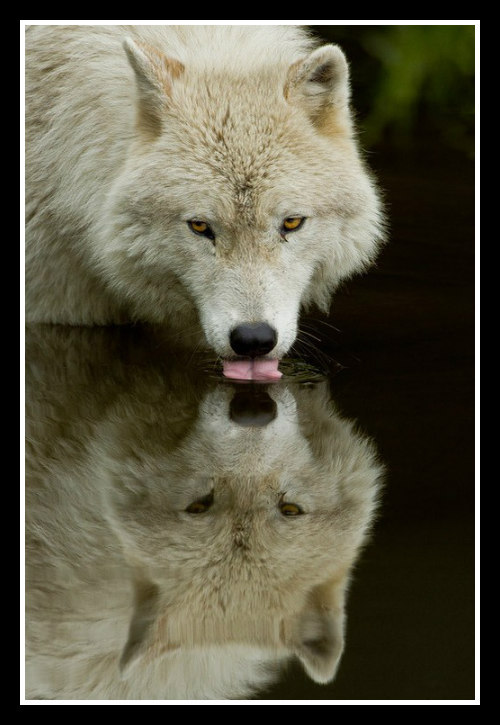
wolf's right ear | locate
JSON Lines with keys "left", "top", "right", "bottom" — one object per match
{"left": 284, "top": 45, "right": 352, "bottom": 137}
{"left": 123, "top": 38, "right": 185, "bottom": 136}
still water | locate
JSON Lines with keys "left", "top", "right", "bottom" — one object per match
{"left": 25, "top": 325, "right": 383, "bottom": 700}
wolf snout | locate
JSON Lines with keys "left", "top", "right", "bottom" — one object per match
{"left": 229, "top": 323, "right": 277, "bottom": 358}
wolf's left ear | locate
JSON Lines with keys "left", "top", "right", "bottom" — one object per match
{"left": 285, "top": 45, "right": 351, "bottom": 136}
{"left": 123, "top": 38, "right": 185, "bottom": 136}
{"left": 285, "top": 577, "right": 347, "bottom": 684}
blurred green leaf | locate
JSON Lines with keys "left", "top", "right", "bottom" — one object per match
{"left": 360, "top": 26, "right": 475, "bottom": 154}
{"left": 311, "top": 25, "right": 475, "bottom": 156}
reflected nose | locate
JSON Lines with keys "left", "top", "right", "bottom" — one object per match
{"left": 229, "top": 388, "right": 277, "bottom": 427}
{"left": 229, "top": 323, "right": 277, "bottom": 357}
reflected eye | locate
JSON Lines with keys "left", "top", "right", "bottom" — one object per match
{"left": 281, "top": 217, "right": 305, "bottom": 233}
{"left": 185, "top": 490, "right": 214, "bottom": 514}
{"left": 279, "top": 501, "right": 304, "bottom": 517}
{"left": 187, "top": 220, "right": 215, "bottom": 241}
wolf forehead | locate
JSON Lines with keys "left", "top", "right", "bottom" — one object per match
{"left": 136, "top": 71, "right": 357, "bottom": 215}
{"left": 134, "top": 130, "right": 361, "bottom": 234}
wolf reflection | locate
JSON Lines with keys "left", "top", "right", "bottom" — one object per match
{"left": 26, "top": 327, "right": 383, "bottom": 700}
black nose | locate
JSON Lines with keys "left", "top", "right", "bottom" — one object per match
{"left": 230, "top": 323, "right": 277, "bottom": 357}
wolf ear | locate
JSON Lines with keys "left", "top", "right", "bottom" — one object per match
{"left": 119, "top": 578, "right": 161, "bottom": 677}
{"left": 285, "top": 45, "right": 351, "bottom": 136}
{"left": 287, "top": 577, "right": 347, "bottom": 684}
{"left": 123, "top": 38, "right": 185, "bottom": 136}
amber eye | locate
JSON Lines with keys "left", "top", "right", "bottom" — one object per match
{"left": 279, "top": 501, "right": 304, "bottom": 517}
{"left": 185, "top": 490, "right": 214, "bottom": 514}
{"left": 282, "top": 217, "right": 305, "bottom": 233}
{"left": 187, "top": 220, "right": 215, "bottom": 241}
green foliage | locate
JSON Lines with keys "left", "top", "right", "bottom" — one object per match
{"left": 361, "top": 25, "right": 475, "bottom": 153}
{"left": 311, "top": 25, "right": 475, "bottom": 155}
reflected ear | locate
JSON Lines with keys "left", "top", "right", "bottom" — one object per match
{"left": 294, "top": 608, "right": 344, "bottom": 684}
{"left": 123, "top": 38, "right": 185, "bottom": 136}
{"left": 287, "top": 577, "right": 347, "bottom": 684}
{"left": 119, "top": 579, "right": 161, "bottom": 677}
{"left": 285, "top": 45, "right": 351, "bottom": 136}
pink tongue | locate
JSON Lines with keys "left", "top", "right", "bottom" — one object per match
{"left": 223, "top": 358, "right": 282, "bottom": 381}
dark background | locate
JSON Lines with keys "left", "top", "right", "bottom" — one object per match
{"left": 263, "top": 24, "right": 476, "bottom": 701}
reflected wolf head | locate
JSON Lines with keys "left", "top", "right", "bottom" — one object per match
{"left": 93, "top": 380, "right": 383, "bottom": 690}
{"left": 26, "top": 327, "right": 383, "bottom": 699}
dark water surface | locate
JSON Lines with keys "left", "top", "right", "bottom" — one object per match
{"left": 25, "top": 146, "right": 475, "bottom": 702}
{"left": 265, "top": 145, "right": 476, "bottom": 701}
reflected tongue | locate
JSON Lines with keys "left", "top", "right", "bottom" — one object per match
{"left": 223, "top": 358, "right": 282, "bottom": 381}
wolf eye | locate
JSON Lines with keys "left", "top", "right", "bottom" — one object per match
{"left": 281, "top": 217, "right": 305, "bottom": 233}
{"left": 279, "top": 502, "right": 304, "bottom": 516}
{"left": 185, "top": 490, "right": 214, "bottom": 514}
{"left": 187, "top": 220, "right": 215, "bottom": 241}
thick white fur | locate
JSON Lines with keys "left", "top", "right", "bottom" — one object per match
{"left": 25, "top": 26, "right": 384, "bottom": 356}
{"left": 25, "top": 326, "right": 383, "bottom": 700}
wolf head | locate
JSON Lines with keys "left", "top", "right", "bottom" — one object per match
{"left": 98, "top": 32, "right": 384, "bottom": 363}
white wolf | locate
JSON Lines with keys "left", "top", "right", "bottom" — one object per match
{"left": 25, "top": 25, "right": 383, "bottom": 378}
{"left": 25, "top": 326, "right": 383, "bottom": 700}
